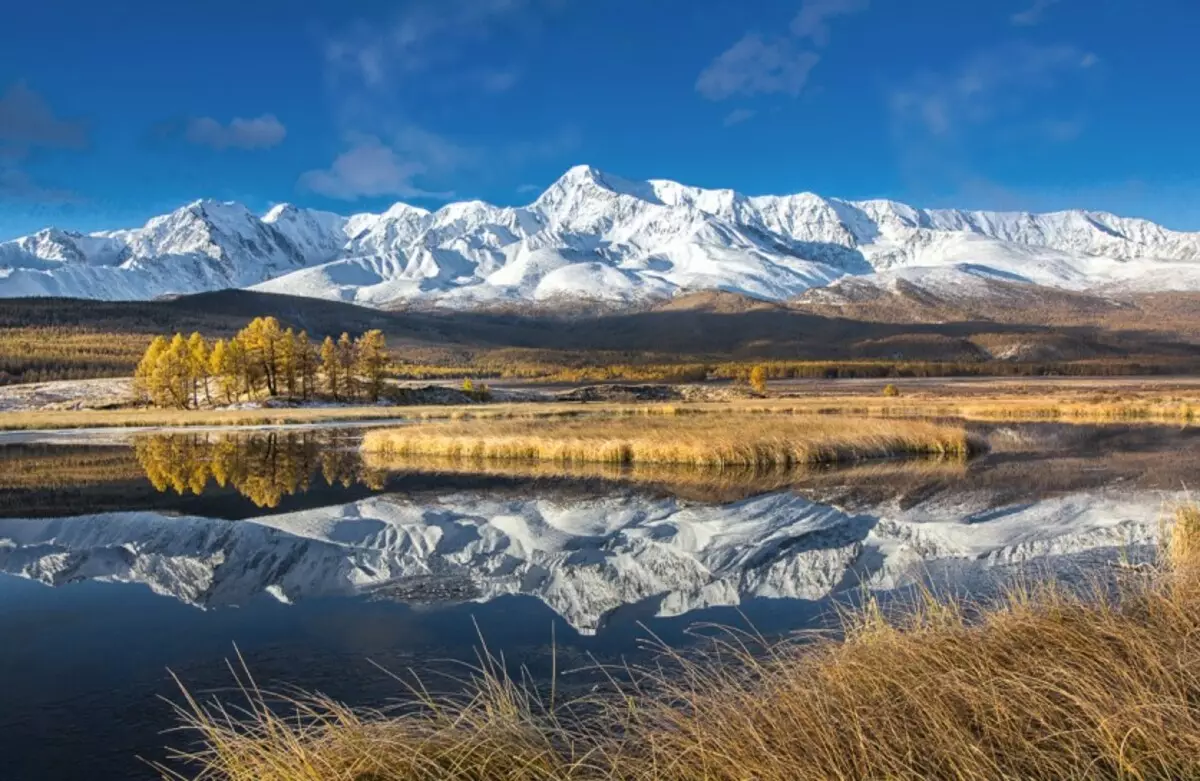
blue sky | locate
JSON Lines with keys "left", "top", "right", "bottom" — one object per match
{"left": 1, "top": 0, "right": 1197, "bottom": 239}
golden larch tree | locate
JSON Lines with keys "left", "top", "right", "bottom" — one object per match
{"left": 336, "top": 332, "right": 357, "bottom": 400}
{"left": 134, "top": 335, "right": 169, "bottom": 404}
{"left": 187, "top": 332, "right": 211, "bottom": 407}
{"left": 209, "top": 339, "right": 235, "bottom": 405}
{"left": 296, "top": 331, "right": 317, "bottom": 400}
{"left": 320, "top": 336, "right": 340, "bottom": 401}
{"left": 279, "top": 327, "right": 298, "bottom": 398}
{"left": 749, "top": 365, "right": 768, "bottom": 394}
{"left": 355, "top": 330, "right": 388, "bottom": 402}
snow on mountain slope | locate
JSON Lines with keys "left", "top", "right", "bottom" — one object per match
{"left": 0, "top": 200, "right": 320, "bottom": 300}
{"left": 262, "top": 203, "right": 349, "bottom": 263}
{"left": 0, "top": 488, "right": 1167, "bottom": 633}
{"left": 4, "top": 165, "right": 1200, "bottom": 307}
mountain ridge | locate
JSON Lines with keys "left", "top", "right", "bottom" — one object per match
{"left": 4, "top": 165, "right": 1200, "bottom": 309}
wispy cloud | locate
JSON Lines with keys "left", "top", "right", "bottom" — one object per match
{"left": 184, "top": 114, "right": 286, "bottom": 151}
{"left": 790, "top": 0, "right": 870, "bottom": 45}
{"left": 0, "top": 168, "right": 79, "bottom": 202}
{"left": 0, "top": 82, "right": 87, "bottom": 154}
{"left": 1011, "top": 0, "right": 1062, "bottom": 26}
{"left": 723, "top": 108, "right": 758, "bottom": 126}
{"left": 479, "top": 68, "right": 521, "bottom": 94}
{"left": 889, "top": 41, "right": 1101, "bottom": 201}
{"left": 323, "top": 0, "right": 536, "bottom": 92}
{"left": 0, "top": 82, "right": 87, "bottom": 203}
{"left": 697, "top": 36, "right": 819, "bottom": 100}
{"left": 697, "top": 0, "right": 867, "bottom": 107}
{"left": 308, "top": 0, "right": 572, "bottom": 201}
{"left": 890, "top": 42, "right": 1098, "bottom": 139}
{"left": 299, "top": 132, "right": 465, "bottom": 201}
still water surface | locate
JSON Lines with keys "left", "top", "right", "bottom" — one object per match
{"left": 0, "top": 423, "right": 1193, "bottom": 780}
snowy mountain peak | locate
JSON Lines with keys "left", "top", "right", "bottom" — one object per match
{"left": 539, "top": 165, "right": 662, "bottom": 205}
{"left": 382, "top": 201, "right": 432, "bottom": 219}
{"left": 4, "top": 165, "right": 1200, "bottom": 306}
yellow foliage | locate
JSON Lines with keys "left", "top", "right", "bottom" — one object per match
{"left": 132, "top": 318, "right": 387, "bottom": 408}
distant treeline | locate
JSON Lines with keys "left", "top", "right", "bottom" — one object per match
{"left": 391, "top": 358, "right": 1200, "bottom": 383}
{"left": 4, "top": 316, "right": 1200, "bottom": 388}
{"left": 708, "top": 359, "right": 1200, "bottom": 380}
{"left": 134, "top": 317, "right": 389, "bottom": 409}
{"left": 0, "top": 326, "right": 151, "bottom": 386}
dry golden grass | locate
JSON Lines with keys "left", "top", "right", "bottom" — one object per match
{"left": 0, "top": 403, "right": 581, "bottom": 431}
{"left": 164, "top": 506, "right": 1200, "bottom": 781}
{"left": 361, "top": 453, "right": 969, "bottom": 503}
{"left": 716, "top": 395, "right": 1200, "bottom": 422}
{"left": 361, "top": 415, "right": 979, "bottom": 468}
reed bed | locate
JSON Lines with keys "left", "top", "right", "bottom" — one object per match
{"left": 360, "top": 452, "right": 969, "bottom": 503}
{"left": 165, "top": 506, "right": 1200, "bottom": 781}
{"left": 361, "top": 415, "right": 980, "bottom": 468}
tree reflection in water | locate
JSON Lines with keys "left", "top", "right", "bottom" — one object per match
{"left": 134, "top": 431, "right": 383, "bottom": 508}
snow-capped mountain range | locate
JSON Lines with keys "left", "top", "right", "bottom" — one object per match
{"left": 4, "top": 165, "right": 1200, "bottom": 308}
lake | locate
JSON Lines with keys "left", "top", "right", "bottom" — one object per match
{"left": 0, "top": 422, "right": 1192, "bottom": 780}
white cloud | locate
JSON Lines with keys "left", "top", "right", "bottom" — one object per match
{"left": 184, "top": 115, "right": 287, "bottom": 151}
{"left": 888, "top": 41, "right": 1102, "bottom": 202}
{"left": 299, "top": 135, "right": 455, "bottom": 201}
{"left": 479, "top": 68, "right": 521, "bottom": 94}
{"left": 1011, "top": 0, "right": 1062, "bottom": 26}
{"left": 0, "top": 83, "right": 86, "bottom": 203}
{"left": 311, "top": 1, "right": 571, "bottom": 199}
{"left": 0, "top": 82, "right": 87, "bottom": 154}
{"left": 890, "top": 42, "right": 1098, "bottom": 139}
{"left": 0, "top": 167, "right": 78, "bottom": 203}
{"left": 697, "top": 0, "right": 867, "bottom": 107}
{"left": 325, "top": 0, "right": 533, "bottom": 91}
{"left": 697, "top": 35, "right": 820, "bottom": 100}
{"left": 723, "top": 108, "right": 758, "bottom": 126}
{"left": 790, "top": 0, "right": 869, "bottom": 45}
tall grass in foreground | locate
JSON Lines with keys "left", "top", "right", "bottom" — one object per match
{"left": 163, "top": 507, "right": 1200, "bottom": 781}
{"left": 360, "top": 415, "right": 979, "bottom": 468}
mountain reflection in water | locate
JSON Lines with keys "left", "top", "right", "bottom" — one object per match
{"left": 3, "top": 421, "right": 1197, "bottom": 781}
{"left": 134, "top": 431, "right": 383, "bottom": 508}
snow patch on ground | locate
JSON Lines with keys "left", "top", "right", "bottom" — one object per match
{"left": 0, "top": 378, "right": 133, "bottom": 412}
